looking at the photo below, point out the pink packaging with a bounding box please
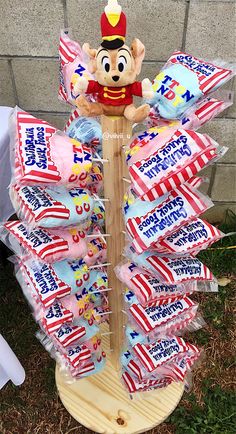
[1,221,88,263]
[10,109,92,187]
[126,184,213,253]
[128,296,197,334]
[59,30,95,106]
[115,261,196,305]
[84,231,107,266]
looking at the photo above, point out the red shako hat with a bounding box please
[101,0,127,50]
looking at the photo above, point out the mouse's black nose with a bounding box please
[112,75,120,82]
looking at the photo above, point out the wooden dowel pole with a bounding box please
[101,115,132,369]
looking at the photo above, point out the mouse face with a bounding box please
[95,45,136,87]
[83,39,145,88]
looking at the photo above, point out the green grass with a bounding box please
[197,210,236,277]
[168,380,236,434]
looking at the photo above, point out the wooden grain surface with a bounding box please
[101,115,132,369]
[56,324,184,434]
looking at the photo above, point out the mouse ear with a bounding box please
[82,43,97,60]
[131,38,145,75]
[82,43,98,74]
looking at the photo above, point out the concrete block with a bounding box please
[12,59,70,112]
[203,203,236,224]
[0,0,64,56]
[0,60,16,106]
[198,166,213,195]
[33,112,69,130]
[211,164,236,202]
[140,62,164,82]
[227,78,236,118]
[185,1,236,61]
[67,0,186,61]
[200,119,236,164]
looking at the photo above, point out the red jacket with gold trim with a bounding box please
[86,80,143,106]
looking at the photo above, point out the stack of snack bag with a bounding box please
[115,52,235,395]
[0,107,108,381]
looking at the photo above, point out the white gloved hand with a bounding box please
[73,76,89,95]
[142,78,154,99]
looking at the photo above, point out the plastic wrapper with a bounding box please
[59,30,95,106]
[125,184,214,253]
[134,336,189,372]
[121,340,201,389]
[124,290,199,337]
[124,310,205,346]
[91,199,105,228]
[10,108,92,187]
[115,261,199,305]
[62,270,108,315]
[149,51,235,119]
[0,221,89,263]
[86,164,104,195]
[147,94,233,129]
[66,116,102,156]
[125,246,218,289]
[122,371,172,394]
[151,218,224,256]
[84,229,107,266]
[127,128,226,200]
[125,124,227,171]
[10,184,94,229]
[38,329,106,378]
[16,255,97,308]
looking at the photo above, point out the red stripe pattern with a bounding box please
[168,51,232,94]
[126,184,213,253]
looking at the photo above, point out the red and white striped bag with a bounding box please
[122,371,172,393]
[10,109,92,187]
[151,218,224,255]
[129,129,224,200]
[126,184,214,253]
[128,296,198,334]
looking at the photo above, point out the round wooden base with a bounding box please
[56,329,184,434]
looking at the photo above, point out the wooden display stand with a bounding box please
[56,116,184,434]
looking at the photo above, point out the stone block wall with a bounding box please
[0,0,235,221]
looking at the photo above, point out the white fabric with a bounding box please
[0,108,25,388]
[0,106,15,221]
[0,334,25,388]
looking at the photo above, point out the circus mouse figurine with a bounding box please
[73,0,154,123]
